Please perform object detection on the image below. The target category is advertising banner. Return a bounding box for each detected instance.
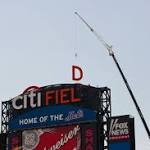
[7,123,98,150]
[22,125,81,150]
[108,115,135,150]
[21,123,98,150]
[9,105,97,131]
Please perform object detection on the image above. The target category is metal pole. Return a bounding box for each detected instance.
[75,12,150,140]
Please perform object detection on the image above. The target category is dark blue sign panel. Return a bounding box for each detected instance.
[109,142,130,150]
[9,105,96,131]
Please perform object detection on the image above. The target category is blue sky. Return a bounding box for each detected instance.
[0,1,150,149]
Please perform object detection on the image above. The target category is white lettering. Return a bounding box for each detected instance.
[23,94,28,109]
[19,117,38,125]
[65,110,83,121]
[12,96,23,109]
[39,116,48,122]
[12,91,42,110]
[29,91,36,107]
[46,125,80,150]
[109,118,129,137]
[50,114,63,121]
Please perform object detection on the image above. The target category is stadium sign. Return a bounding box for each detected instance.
[10,84,101,118]
[12,86,80,110]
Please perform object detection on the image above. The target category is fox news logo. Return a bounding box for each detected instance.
[109,118,130,140]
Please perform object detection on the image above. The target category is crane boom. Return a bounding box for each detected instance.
[75,12,150,140]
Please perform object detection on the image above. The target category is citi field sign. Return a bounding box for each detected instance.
[12,86,80,110]
[10,84,100,113]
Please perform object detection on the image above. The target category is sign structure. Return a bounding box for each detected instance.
[3,84,111,150]
[108,115,135,150]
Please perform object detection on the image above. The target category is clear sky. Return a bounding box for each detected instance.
[0,0,150,149]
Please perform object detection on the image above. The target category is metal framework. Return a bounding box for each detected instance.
[1,101,10,134]
[98,87,111,150]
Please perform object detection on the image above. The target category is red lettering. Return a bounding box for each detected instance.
[71,88,80,103]
[45,90,55,105]
[72,65,83,81]
[60,88,70,104]
[45,88,80,105]
[56,90,59,104]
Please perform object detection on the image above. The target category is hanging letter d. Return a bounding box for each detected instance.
[72,65,83,81]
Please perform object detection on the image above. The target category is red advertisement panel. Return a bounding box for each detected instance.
[22,125,81,150]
